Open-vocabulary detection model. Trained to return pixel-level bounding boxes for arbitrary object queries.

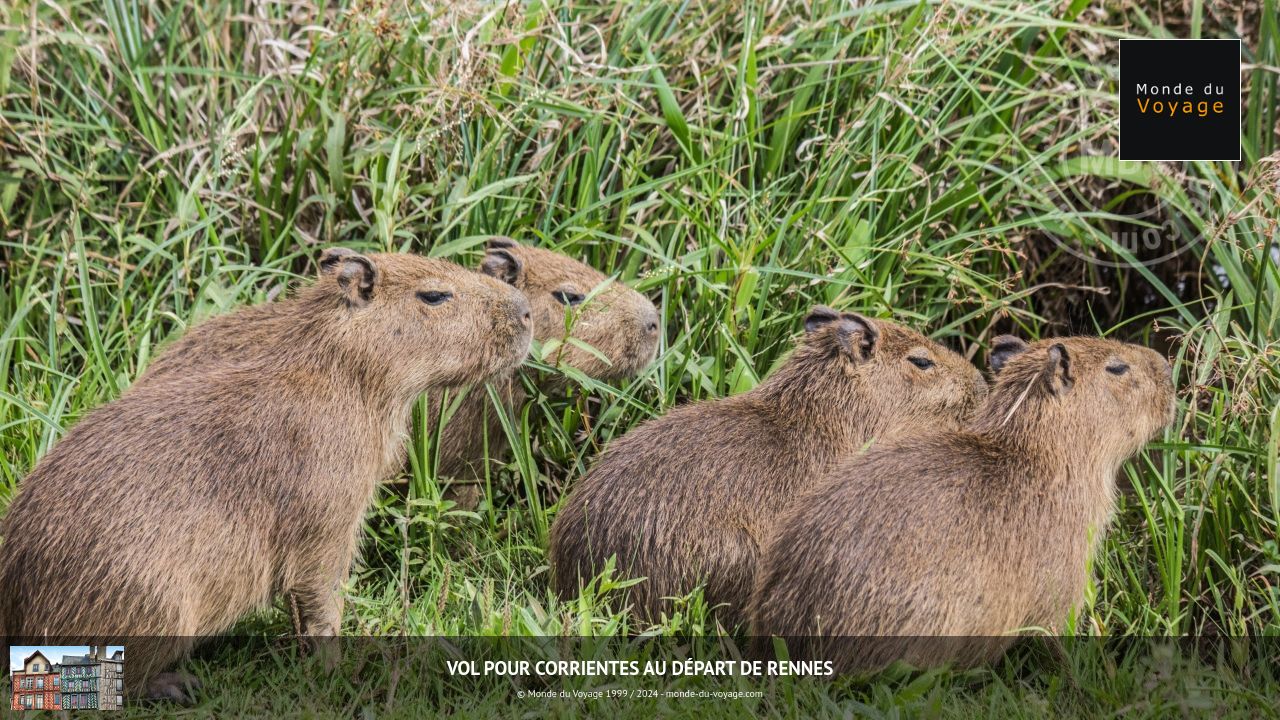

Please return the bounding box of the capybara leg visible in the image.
[146,671,202,706]
[292,570,346,671]
[126,637,197,705]
[700,529,759,628]
[294,577,343,636]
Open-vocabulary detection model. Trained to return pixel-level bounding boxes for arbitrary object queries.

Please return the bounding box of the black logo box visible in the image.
[1119,38,1241,161]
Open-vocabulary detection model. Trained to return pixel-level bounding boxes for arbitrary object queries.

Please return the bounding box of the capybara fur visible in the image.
[0,249,532,703]
[431,238,661,507]
[549,306,987,627]
[748,336,1175,673]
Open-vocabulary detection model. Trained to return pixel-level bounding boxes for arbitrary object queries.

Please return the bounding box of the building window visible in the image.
[116,695,123,707]
[115,679,123,691]
[35,695,43,710]
[37,678,44,689]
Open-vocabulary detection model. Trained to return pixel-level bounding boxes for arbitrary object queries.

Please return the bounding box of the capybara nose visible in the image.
[514,296,532,329]
[641,307,661,336]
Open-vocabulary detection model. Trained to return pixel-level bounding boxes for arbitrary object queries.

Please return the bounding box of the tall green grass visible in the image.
[2,0,1279,714]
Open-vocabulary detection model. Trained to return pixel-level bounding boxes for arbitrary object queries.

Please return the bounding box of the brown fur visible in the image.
[0,250,532,701]
[432,238,661,506]
[748,336,1175,672]
[548,307,987,627]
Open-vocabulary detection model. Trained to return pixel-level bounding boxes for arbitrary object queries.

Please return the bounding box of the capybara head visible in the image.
[478,237,660,380]
[984,335,1176,457]
[794,306,988,430]
[316,248,532,392]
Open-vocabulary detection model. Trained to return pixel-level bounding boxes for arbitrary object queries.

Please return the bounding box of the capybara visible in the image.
[549,306,988,626]
[749,336,1175,672]
[432,237,661,506]
[139,237,662,509]
[0,249,532,703]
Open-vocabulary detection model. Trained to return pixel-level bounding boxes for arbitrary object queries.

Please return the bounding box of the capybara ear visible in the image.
[481,248,523,286]
[803,306,841,333]
[1041,342,1074,395]
[487,236,518,250]
[319,247,377,307]
[836,312,879,362]
[989,335,1029,374]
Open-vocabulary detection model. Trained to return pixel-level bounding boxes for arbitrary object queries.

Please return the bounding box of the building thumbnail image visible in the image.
[8,652,59,711]
[9,645,124,711]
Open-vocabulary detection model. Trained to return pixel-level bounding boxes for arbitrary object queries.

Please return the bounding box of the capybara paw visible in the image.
[301,634,343,672]
[146,671,202,706]
[316,639,343,672]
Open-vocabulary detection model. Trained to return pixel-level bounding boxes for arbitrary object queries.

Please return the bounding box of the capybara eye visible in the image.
[907,356,935,370]
[417,290,453,305]
[553,290,585,306]
[1106,361,1130,376]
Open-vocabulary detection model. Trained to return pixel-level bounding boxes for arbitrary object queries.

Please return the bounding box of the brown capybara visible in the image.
[548,306,988,627]
[139,237,662,509]
[748,336,1176,673]
[0,249,532,703]
[432,237,661,506]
